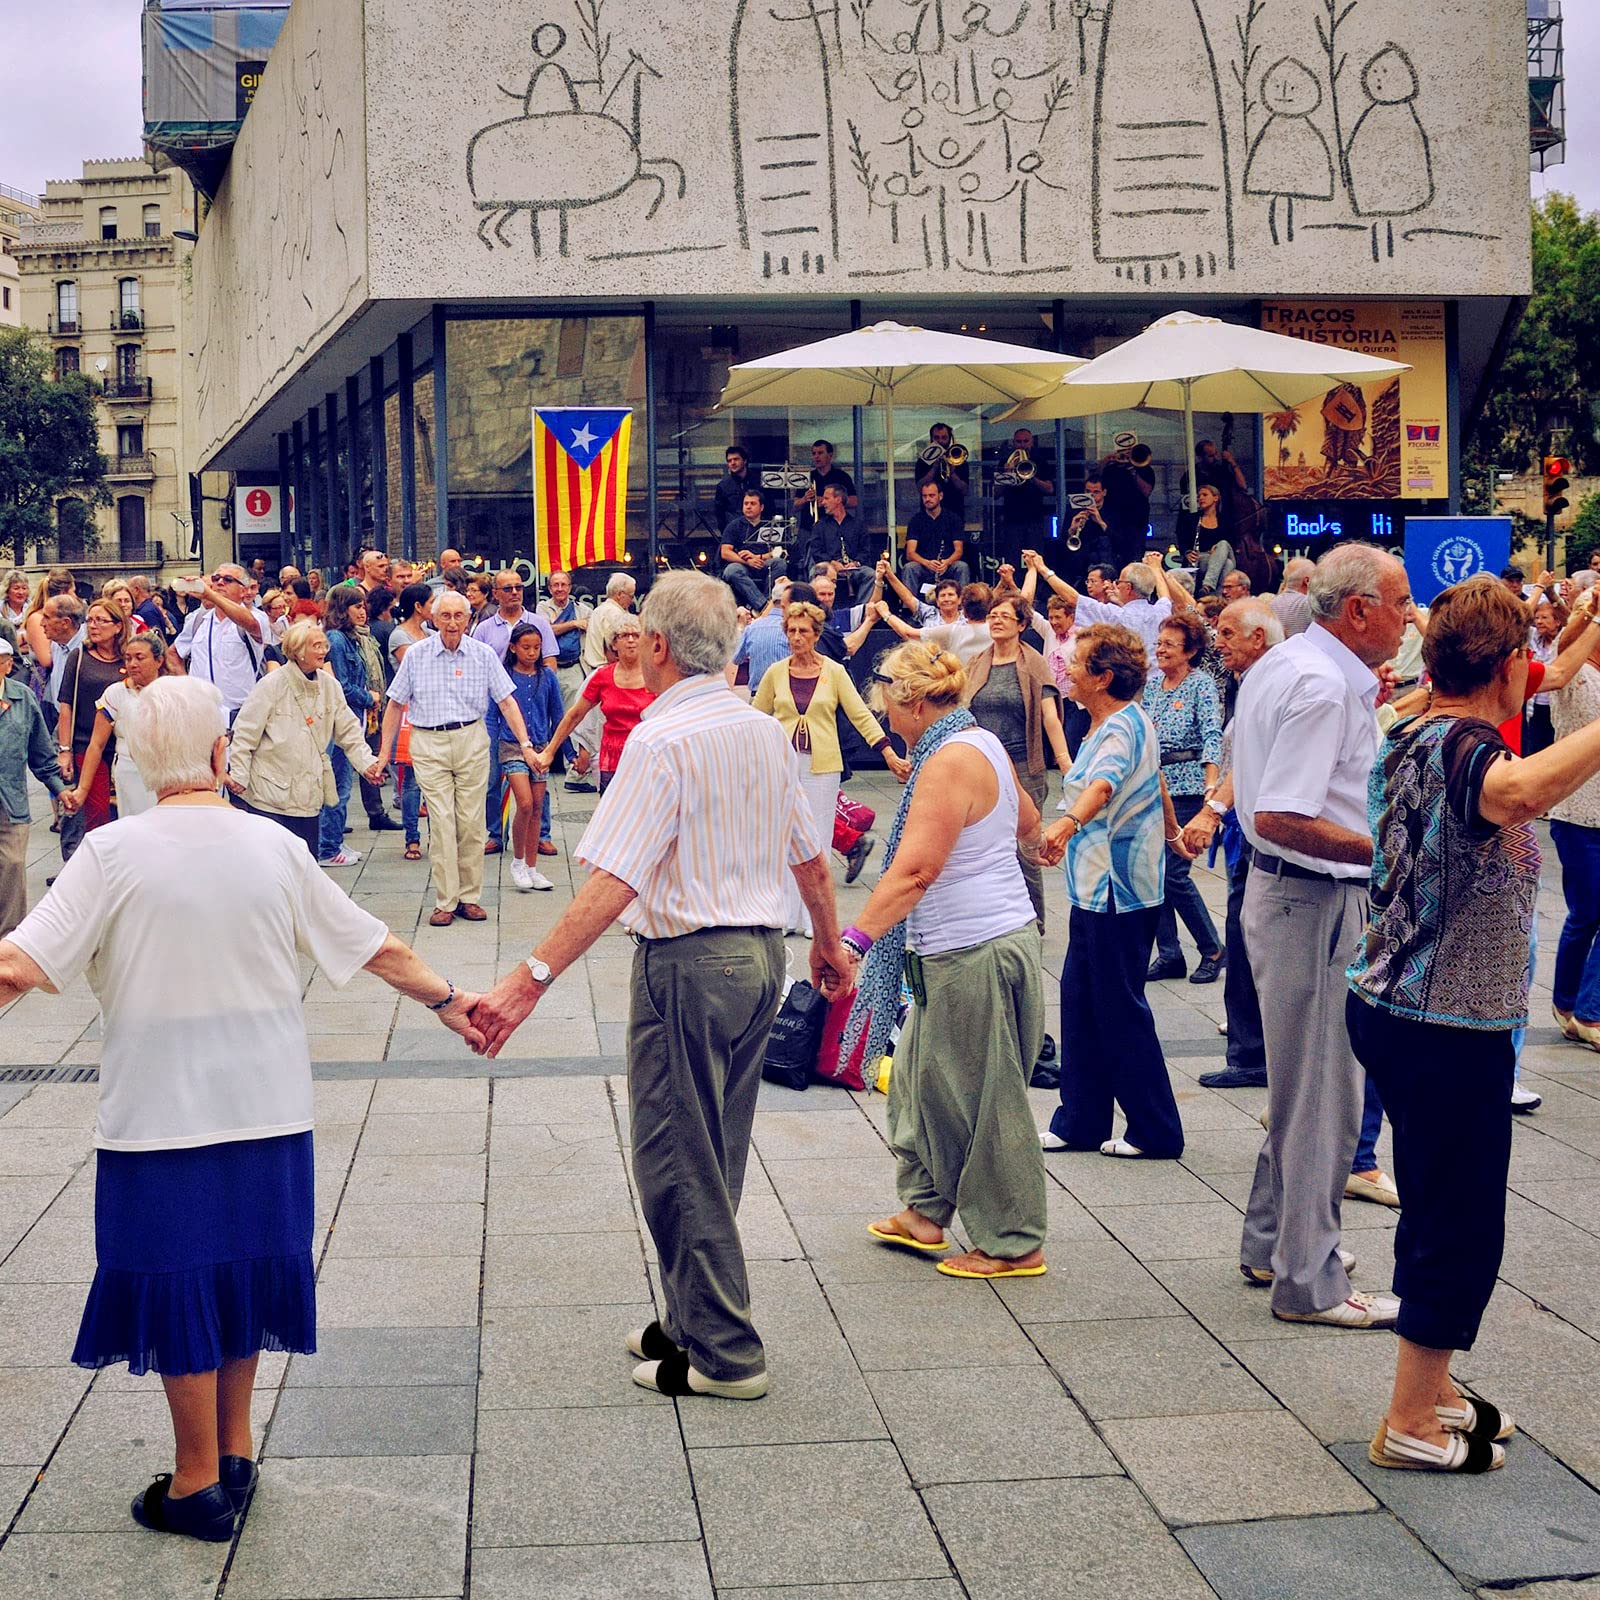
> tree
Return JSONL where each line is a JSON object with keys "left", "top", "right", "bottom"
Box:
{"left": 1565, "top": 491, "right": 1600, "bottom": 573}
{"left": 1464, "top": 193, "right": 1600, "bottom": 507}
{"left": 0, "top": 327, "right": 109, "bottom": 564}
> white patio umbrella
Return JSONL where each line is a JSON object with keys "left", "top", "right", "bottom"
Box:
{"left": 1005, "top": 311, "right": 1410, "bottom": 510}
{"left": 717, "top": 321, "right": 1084, "bottom": 542}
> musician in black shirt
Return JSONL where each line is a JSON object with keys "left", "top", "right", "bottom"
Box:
{"left": 713, "top": 444, "right": 767, "bottom": 528}
{"left": 913, "top": 421, "right": 970, "bottom": 526}
{"left": 804, "top": 484, "right": 875, "bottom": 601}
{"left": 793, "top": 439, "right": 857, "bottom": 526}
{"left": 1100, "top": 443, "right": 1156, "bottom": 569}
{"left": 901, "top": 480, "right": 970, "bottom": 595}
{"left": 720, "top": 489, "right": 787, "bottom": 609}
{"left": 995, "top": 426, "right": 1055, "bottom": 565}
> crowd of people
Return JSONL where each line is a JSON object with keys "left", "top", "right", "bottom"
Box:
{"left": 5, "top": 518, "right": 1599, "bottom": 1550}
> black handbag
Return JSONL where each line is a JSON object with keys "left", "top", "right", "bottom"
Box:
{"left": 762, "top": 980, "right": 828, "bottom": 1091}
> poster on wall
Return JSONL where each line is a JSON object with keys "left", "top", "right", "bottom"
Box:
{"left": 234, "top": 484, "right": 294, "bottom": 535}
{"left": 1259, "top": 302, "right": 1447, "bottom": 501}
{"left": 1404, "top": 517, "right": 1511, "bottom": 606}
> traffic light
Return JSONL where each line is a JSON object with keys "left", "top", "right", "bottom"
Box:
{"left": 1544, "top": 456, "right": 1572, "bottom": 521}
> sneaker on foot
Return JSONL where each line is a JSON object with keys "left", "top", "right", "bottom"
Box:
{"left": 1345, "top": 1170, "right": 1400, "bottom": 1207}
{"left": 319, "top": 849, "right": 362, "bottom": 868}
{"left": 1242, "top": 1247, "right": 1355, "bottom": 1287}
{"left": 509, "top": 859, "right": 533, "bottom": 891}
{"left": 1511, "top": 1082, "right": 1542, "bottom": 1114}
{"left": 1039, "top": 1129, "right": 1069, "bottom": 1151}
{"left": 844, "top": 834, "right": 876, "bottom": 884}
{"left": 527, "top": 867, "right": 554, "bottom": 891}
{"left": 1275, "top": 1289, "right": 1399, "bottom": 1328}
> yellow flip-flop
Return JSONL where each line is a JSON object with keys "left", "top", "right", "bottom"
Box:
{"left": 936, "top": 1257, "right": 1048, "bottom": 1280}
{"left": 866, "top": 1222, "right": 950, "bottom": 1253}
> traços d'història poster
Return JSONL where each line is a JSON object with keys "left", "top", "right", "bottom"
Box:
{"left": 1259, "top": 301, "right": 1447, "bottom": 501}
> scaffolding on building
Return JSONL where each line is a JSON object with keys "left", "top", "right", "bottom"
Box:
{"left": 1529, "top": 0, "right": 1566, "bottom": 172}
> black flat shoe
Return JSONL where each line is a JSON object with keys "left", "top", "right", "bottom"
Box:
{"left": 220, "top": 1455, "right": 259, "bottom": 1515}
{"left": 1188, "top": 952, "right": 1226, "bottom": 985}
{"left": 1198, "top": 1067, "right": 1268, "bottom": 1089}
{"left": 1029, "top": 1061, "right": 1060, "bottom": 1091}
{"left": 368, "top": 814, "right": 402, "bottom": 832}
{"left": 130, "top": 1475, "right": 235, "bottom": 1542}
{"left": 1036, "top": 1033, "right": 1057, "bottom": 1064}
{"left": 1146, "top": 960, "right": 1186, "bottom": 982}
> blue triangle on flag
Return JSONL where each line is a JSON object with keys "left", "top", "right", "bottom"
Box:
{"left": 539, "top": 408, "right": 629, "bottom": 471}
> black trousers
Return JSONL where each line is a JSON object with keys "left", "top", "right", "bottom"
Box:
{"left": 1345, "top": 995, "right": 1513, "bottom": 1351}
{"left": 1052, "top": 900, "right": 1184, "bottom": 1157}
{"left": 231, "top": 794, "right": 320, "bottom": 856}
{"left": 1223, "top": 851, "right": 1267, "bottom": 1075}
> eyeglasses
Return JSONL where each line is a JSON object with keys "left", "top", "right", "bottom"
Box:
{"left": 209, "top": 574, "right": 244, "bottom": 586}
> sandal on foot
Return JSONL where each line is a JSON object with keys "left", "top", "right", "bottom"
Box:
{"left": 219, "top": 1455, "right": 259, "bottom": 1515}
{"left": 1369, "top": 1420, "right": 1504, "bottom": 1473}
{"left": 626, "top": 1320, "right": 681, "bottom": 1361}
{"left": 867, "top": 1220, "right": 950, "bottom": 1253}
{"left": 633, "top": 1348, "right": 768, "bottom": 1400}
{"left": 1437, "top": 1395, "right": 1515, "bottom": 1442}
{"left": 403, "top": 842, "right": 422, "bottom": 860}
{"left": 130, "top": 1475, "right": 236, "bottom": 1541}
{"left": 936, "top": 1250, "right": 1047, "bottom": 1280}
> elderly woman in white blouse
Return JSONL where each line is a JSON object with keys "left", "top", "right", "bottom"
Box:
{"left": 0, "top": 678, "right": 482, "bottom": 1544}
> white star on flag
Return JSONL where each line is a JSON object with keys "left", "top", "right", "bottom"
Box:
{"left": 569, "top": 422, "right": 597, "bottom": 453}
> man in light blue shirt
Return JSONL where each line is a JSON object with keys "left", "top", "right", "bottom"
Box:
{"left": 729, "top": 585, "right": 791, "bottom": 694}
{"left": 44, "top": 597, "right": 87, "bottom": 707}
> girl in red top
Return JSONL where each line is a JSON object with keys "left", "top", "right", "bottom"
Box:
{"left": 537, "top": 616, "right": 655, "bottom": 794}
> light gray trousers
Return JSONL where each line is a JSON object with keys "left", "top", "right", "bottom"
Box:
{"left": 627, "top": 927, "right": 784, "bottom": 1381}
{"left": 1239, "top": 869, "right": 1367, "bottom": 1316}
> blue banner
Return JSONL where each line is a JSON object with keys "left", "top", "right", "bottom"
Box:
{"left": 1403, "top": 517, "right": 1513, "bottom": 606}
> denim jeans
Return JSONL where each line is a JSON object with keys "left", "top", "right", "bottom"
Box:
{"left": 1154, "top": 793, "right": 1222, "bottom": 968}
{"left": 487, "top": 749, "right": 553, "bottom": 844}
{"left": 398, "top": 762, "right": 422, "bottom": 844}
{"left": 1550, "top": 820, "right": 1600, "bottom": 1021}
{"left": 317, "top": 742, "right": 356, "bottom": 859}
{"left": 1352, "top": 1075, "right": 1384, "bottom": 1174}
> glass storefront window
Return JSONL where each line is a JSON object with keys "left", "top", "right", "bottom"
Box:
{"left": 445, "top": 315, "right": 646, "bottom": 575}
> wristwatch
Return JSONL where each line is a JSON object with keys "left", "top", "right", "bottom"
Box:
{"left": 525, "top": 956, "right": 553, "bottom": 987}
{"left": 1205, "top": 798, "right": 1228, "bottom": 818}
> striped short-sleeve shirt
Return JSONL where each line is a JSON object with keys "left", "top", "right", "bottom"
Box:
{"left": 576, "top": 674, "right": 824, "bottom": 939}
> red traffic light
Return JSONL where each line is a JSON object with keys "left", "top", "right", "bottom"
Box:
{"left": 1545, "top": 455, "right": 1573, "bottom": 480}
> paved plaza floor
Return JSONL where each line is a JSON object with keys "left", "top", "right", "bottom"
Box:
{"left": 3, "top": 773, "right": 1600, "bottom": 1597}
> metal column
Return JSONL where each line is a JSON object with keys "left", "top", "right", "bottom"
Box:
{"left": 324, "top": 393, "right": 341, "bottom": 573}
{"left": 276, "top": 431, "right": 292, "bottom": 570}
{"left": 431, "top": 306, "right": 449, "bottom": 560}
{"left": 345, "top": 372, "right": 363, "bottom": 555}
{"left": 291, "top": 418, "right": 307, "bottom": 573}
{"left": 369, "top": 355, "right": 388, "bottom": 551}
{"left": 305, "top": 408, "right": 323, "bottom": 578}
{"left": 398, "top": 332, "right": 417, "bottom": 563}
{"left": 643, "top": 301, "right": 658, "bottom": 590}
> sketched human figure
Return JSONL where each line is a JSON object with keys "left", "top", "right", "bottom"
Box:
{"left": 509, "top": 22, "right": 581, "bottom": 114}
{"left": 1243, "top": 58, "right": 1333, "bottom": 246}
{"left": 1344, "top": 44, "right": 1434, "bottom": 262}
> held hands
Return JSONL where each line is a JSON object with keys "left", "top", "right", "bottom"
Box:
{"left": 876, "top": 557, "right": 891, "bottom": 580}
{"left": 885, "top": 750, "right": 912, "bottom": 782}
{"left": 433, "top": 989, "right": 486, "bottom": 1053}
{"left": 224, "top": 776, "right": 246, "bottom": 797}
{"left": 1039, "top": 815, "right": 1075, "bottom": 867}
{"left": 464, "top": 965, "right": 542, "bottom": 1059}
{"left": 1181, "top": 811, "right": 1218, "bottom": 857}
{"left": 811, "top": 938, "right": 858, "bottom": 1001}
{"left": 363, "top": 760, "right": 385, "bottom": 785}
{"left": 529, "top": 746, "right": 553, "bottom": 775}
{"left": 57, "top": 787, "right": 82, "bottom": 815}
{"left": 1166, "top": 829, "right": 1199, "bottom": 862}
{"left": 1373, "top": 662, "right": 1399, "bottom": 708}
{"left": 996, "top": 563, "right": 1016, "bottom": 584}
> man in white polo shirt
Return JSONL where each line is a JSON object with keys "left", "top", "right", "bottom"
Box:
{"left": 169, "top": 565, "right": 269, "bottom": 723}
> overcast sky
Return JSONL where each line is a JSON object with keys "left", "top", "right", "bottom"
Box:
{"left": 2, "top": 1, "right": 1597, "bottom": 214}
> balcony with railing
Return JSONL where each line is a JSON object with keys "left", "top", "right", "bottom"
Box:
{"left": 106, "top": 452, "right": 156, "bottom": 481}
{"left": 114, "top": 311, "right": 144, "bottom": 332}
{"left": 100, "top": 377, "right": 152, "bottom": 401}
{"left": 47, "top": 315, "right": 79, "bottom": 336}
{"left": 28, "top": 539, "right": 167, "bottom": 570}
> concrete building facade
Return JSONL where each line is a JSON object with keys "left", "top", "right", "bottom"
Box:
{"left": 12, "top": 160, "right": 210, "bottom": 577}
{"left": 188, "top": 0, "right": 1534, "bottom": 584}
{"left": 0, "top": 185, "right": 40, "bottom": 329}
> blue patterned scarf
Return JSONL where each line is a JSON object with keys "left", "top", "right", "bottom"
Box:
{"left": 842, "top": 707, "right": 977, "bottom": 1066}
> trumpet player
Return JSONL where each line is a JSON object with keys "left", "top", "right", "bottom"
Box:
{"left": 794, "top": 439, "right": 857, "bottom": 522}
{"left": 997, "top": 428, "right": 1054, "bottom": 565}
{"left": 901, "top": 480, "right": 971, "bottom": 596}
{"left": 914, "top": 421, "right": 970, "bottom": 523}
{"left": 720, "top": 489, "right": 788, "bottom": 610}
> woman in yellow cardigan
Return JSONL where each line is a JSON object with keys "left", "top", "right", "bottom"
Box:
{"left": 755, "top": 601, "right": 910, "bottom": 929}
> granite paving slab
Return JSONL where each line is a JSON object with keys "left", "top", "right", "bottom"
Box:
{"left": 990, "top": 1237, "right": 1185, "bottom": 1324}
{"left": 825, "top": 1281, "right": 1042, "bottom": 1371}
{"left": 286, "top": 1326, "right": 480, "bottom": 1389}
{"left": 313, "top": 1254, "right": 482, "bottom": 1329}
{"left": 1332, "top": 1434, "right": 1600, "bottom": 1586}
{"left": 323, "top": 1200, "right": 485, "bottom": 1259}
{"left": 469, "top": 1542, "right": 713, "bottom": 1599}
{"left": 0, "top": 1529, "right": 226, "bottom": 1600}
{"left": 482, "top": 1230, "right": 649, "bottom": 1308}
{"left": 267, "top": 1384, "right": 476, "bottom": 1457}
{"left": 477, "top": 1303, "right": 669, "bottom": 1411}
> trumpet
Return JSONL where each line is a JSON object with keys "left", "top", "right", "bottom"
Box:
{"left": 918, "top": 441, "right": 969, "bottom": 470}
{"left": 1064, "top": 491, "right": 1098, "bottom": 553}
{"left": 1110, "top": 430, "right": 1140, "bottom": 465}
{"left": 994, "top": 448, "right": 1037, "bottom": 488}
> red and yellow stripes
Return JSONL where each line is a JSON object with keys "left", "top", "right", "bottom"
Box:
{"left": 533, "top": 411, "right": 631, "bottom": 576}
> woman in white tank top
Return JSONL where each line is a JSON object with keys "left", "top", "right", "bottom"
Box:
{"left": 832, "top": 641, "right": 1048, "bottom": 1281}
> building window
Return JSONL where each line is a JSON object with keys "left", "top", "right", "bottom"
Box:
{"left": 116, "top": 344, "right": 141, "bottom": 387}
{"left": 55, "top": 347, "right": 80, "bottom": 378}
{"left": 118, "top": 277, "right": 141, "bottom": 328}
{"left": 117, "top": 424, "right": 144, "bottom": 457}
{"left": 99, "top": 206, "right": 117, "bottom": 241}
{"left": 117, "top": 496, "right": 147, "bottom": 561}
{"left": 142, "top": 204, "right": 160, "bottom": 239}
{"left": 55, "top": 281, "right": 77, "bottom": 332}
{"left": 1, "top": 288, "right": 9, "bottom": 310}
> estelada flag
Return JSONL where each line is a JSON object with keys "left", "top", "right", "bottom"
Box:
{"left": 532, "top": 407, "right": 631, "bottom": 576}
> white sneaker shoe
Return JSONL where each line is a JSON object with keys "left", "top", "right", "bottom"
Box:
{"left": 1511, "top": 1082, "right": 1542, "bottom": 1114}
{"left": 319, "top": 849, "right": 362, "bottom": 868}
{"left": 526, "top": 867, "right": 554, "bottom": 891}
{"left": 509, "top": 859, "right": 532, "bottom": 891}
{"left": 632, "top": 1357, "right": 768, "bottom": 1400}
{"left": 1275, "top": 1289, "right": 1400, "bottom": 1328}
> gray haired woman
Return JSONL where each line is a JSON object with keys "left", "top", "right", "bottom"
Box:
{"left": 0, "top": 677, "right": 482, "bottom": 1542}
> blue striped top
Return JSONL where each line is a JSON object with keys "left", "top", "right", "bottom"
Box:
{"left": 1061, "top": 702, "right": 1166, "bottom": 913}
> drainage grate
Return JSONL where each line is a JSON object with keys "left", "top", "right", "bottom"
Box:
{"left": 0, "top": 1064, "right": 99, "bottom": 1084}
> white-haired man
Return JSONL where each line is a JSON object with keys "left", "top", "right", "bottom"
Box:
{"left": 1232, "top": 544, "right": 1409, "bottom": 1329}
{"left": 169, "top": 565, "right": 270, "bottom": 724}
{"left": 1272, "top": 556, "right": 1315, "bottom": 637}
{"left": 1024, "top": 552, "right": 1186, "bottom": 658}
{"left": 567, "top": 572, "right": 636, "bottom": 792}
{"left": 470, "top": 573, "right": 850, "bottom": 1404}
{"left": 376, "top": 592, "right": 541, "bottom": 926}
{"left": 1181, "top": 598, "right": 1283, "bottom": 1092}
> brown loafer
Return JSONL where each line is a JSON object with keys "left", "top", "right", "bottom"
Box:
{"left": 483, "top": 839, "right": 501, "bottom": 855}
{"left": 537, "top": 840, "right": 558, "bottom": 857}
{"left": 455, "top": 902, "right": 488, "bottom": 922}
{"left": 428, "top": 908, "right": 455, "bottom": 927}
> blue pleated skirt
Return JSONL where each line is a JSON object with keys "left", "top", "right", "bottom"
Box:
{"left": 73, "top": 1131, "right": 317, "bottom": 1377}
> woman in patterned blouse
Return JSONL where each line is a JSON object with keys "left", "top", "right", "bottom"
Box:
{"left": 1348, "top": 576, "right": 1600, "bottom": 1474}
{"left": 1143, "top": 613, "right": 1225, "bottom": 985}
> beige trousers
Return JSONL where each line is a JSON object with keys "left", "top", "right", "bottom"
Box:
{"left": 409, "top": 723, "right": 490, "bottom": 912}
{"left": 0, "top": 819, "right": 27, "bottom": 940}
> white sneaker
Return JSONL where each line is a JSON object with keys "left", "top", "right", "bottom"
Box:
{"left": 526, "top": 867, "right": 554, "bottom": 891}
{"left": 319, "top": 849, "right": 361, "bottom": 868}
{"left": 509, "top": 859, "right": 532, "bottom": 891}
{"left": 1511, "top": 1082, "right": 1542, "bottom": 1114}
{"left": 1345, "top": 1170, "right": 1400, "bottom": 1208}
{"left": 632, "top": 1358, "right": 768, "bottom": 1400}
{"left": 1275, "top": 1289, "right": 1400, "bottom": 1328}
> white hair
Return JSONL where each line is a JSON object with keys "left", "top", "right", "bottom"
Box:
{"left": 433, "top": 590, "right": 470, "bottom": 619}
{"left": 1231, "top": 598, "right": 1285, "bottom": 647}
{"left": 1168, "top": 569, "right": 1195, "bottom": 595}
{"left": 1120, "top": 564, "right": 1155, "bottom": 598}
{"left": 1283, "top": 556, "right": 1315, "bottom": 591}
{"left": 124, "top": 677, "right": 225, "bottom": 797}
{"left": 1572, "top": 571, "right": 1598, "bottom": 593}
{"left": 639, "top": 572, "right": 738, "bottom": 676}
{"left": 606, "top": 572, "right": 636, "bottom": 600}
{"left": 1309, "top": 543, "right": 1392, "bottom": 622}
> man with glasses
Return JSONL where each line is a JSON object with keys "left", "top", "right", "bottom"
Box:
{"left": 169, "top": 565, "right": 269, "bottom": 723}
{"left": 472, "top": 572, "right": 558, "bottom": 857}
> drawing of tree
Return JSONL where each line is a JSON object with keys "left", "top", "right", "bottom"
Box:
{"left": 1268, "top": 407, "right": 1300, "bottom": 469}
{"left": 847, "top": 121, "right": 879, "bottom": 205}
{"left": 1233, "top": 0, "right": 1267, "bottom": 142}
{"left": 574, "top": 0, "right": 612, "bottom": 95}
{"left": 1315, "top": 0, "right": 1358, "bottom": 193}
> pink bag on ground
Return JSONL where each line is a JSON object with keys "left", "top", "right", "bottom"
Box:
{"left": 814, "top": 986, "right": 867, "bottom": 1091}
{"left": 832, "top": 792, "right": 876, "bottom": 856}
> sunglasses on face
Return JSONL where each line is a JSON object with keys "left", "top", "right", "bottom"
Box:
{"left": 209, "top": 574, "right": 244, "bottom": 586}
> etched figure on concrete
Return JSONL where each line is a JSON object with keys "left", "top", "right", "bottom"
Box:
{"left": 1243, "top": 57, "right": 1334, "bottom": 246}
{"left": 1344, "top": 43, "right": 1434, "bottom": 261}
